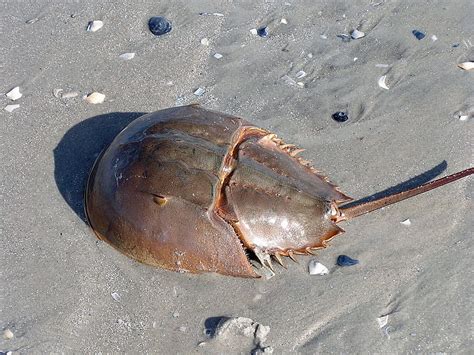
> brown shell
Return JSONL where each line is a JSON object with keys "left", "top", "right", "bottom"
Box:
{"left": 85, "top": 105, "right": 352, "bottom": 277}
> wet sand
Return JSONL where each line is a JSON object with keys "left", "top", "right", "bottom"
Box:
{"left": 1, "top": 0, "right": 472, "bottom": 353}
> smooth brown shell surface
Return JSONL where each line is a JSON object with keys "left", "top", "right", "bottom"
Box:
{"left": 85, "top": 105, "right": 351, "bottom": 277}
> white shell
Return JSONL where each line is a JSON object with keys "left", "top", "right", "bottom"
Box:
{"left": 111, "top": 292, "right": 121, "bottom": 301}
{"left": 213, "top": 53, "right": 223, "bottom": 59}
{"left": 295, "top": 70, "right": 306, "bottom": 79}
{"left": 6, "top": 86, "right": 22, "bottom": 101}
{"left": 351, "top": 29, "right": 365, "bottom": 39}
{"left": 62, "top": 91, "right": 79, "bottom": 99}
{"left": 4, "top": 104, "right": 20, "bottom": 112}
{"left": 377, "top": 315, "right": 388, "bottom": 328}
{"left": 84, "top": 92, "right": 105, "bottom": 104}
{"left": 308, "top": 260, "right": 329, "bottom": 275}
{"left": 375, "top": 63, "right": 390, "bottom": 68}
{"left": 3, "top": 328, "right": 14, "bottom": 339}
{"left": 193, "top": 87, "right": 205, "bottom": 96}
{"left": 280, "top": 18, "right": 288, "bottom": 24}
{"left": 250, "top": 28, "right": 258, "bottom": 35}
{"left": 400, "top": 218, "right": 411, "bottom": 226}
{"left": 87, "top": 20, "right": 103, "bottom": 32}
{"left": 458, "top": 62, "right": 474, "bottom": 71}
{"left": 431, "top": 35, "right": 438, "bottom": 41}
{"left": 296, "top": 82, "right": 305, "bottom": 88}
{"left": 119, "top": 52, "right": 135, "bottom": 60}
{"left": 378, "top": 75, "right": 389, "bottom": 90}
{"left": 200, "top": 38, "right": 210, "bottom": 46}
{"left": 459, "top": 115, "right": 469, "bottom": 121}
{"left": 53, "top": 88, "right": 63, "bottom": 98}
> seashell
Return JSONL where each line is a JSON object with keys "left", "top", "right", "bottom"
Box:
{"left": 213, "top": 53, "right": 223, "bottom": 59}
{"left": 320, "top": 34, "right": 328, "bottom": 40}
{"left": 459, "top": 115, "right": 469, "bottom": 121}
{"left": 84, "top": 92, "right": 105, "bottom": 104}
{"left": 193, "top": 87, "right": 205, "bottom": 96}
{"left": 111, "top": 292, "right": 121, "bottom": 301}
{"left": 257, "top": 27, "right": 268, "bottom": 38}
{"left": 412, "top": 30, "right": 425, "bottom": 40}
{"left": 400, "top": 218, "right": 411, "bottom": 226}
{"left": 332, "top": 111, "right": 349, "bottom": 122}
{"left": 4, "top": 104, "right": 20, "bottom": 112}
{"left": 148, "top": 16, "right": 172, "bottom": 36}
{"left": 87, "top": 20, "right": 103, "bottom": 32}
{"left": 200, "top": 38, "right": 210, "bottom": 46}
{"left": 351, "top": 29, "right": 365, "bottom": 39}
{"left": 378, "top": 75, "right": 389, "bottom": 90}
{"left": 308, "top": 260, "right": 329, "bottom": 275}
{"left": 296, "top": 82, "right": 304, "bottom": 88}
{"left": 336, "top": 255, "right": 359, "bottom": 266}
{"left": 3, "top": 328, "right": 14, "bottom": 340}
{"left": 377, "top": 315, "right": 388, "bottom": 328}
{"left": 457, "top": 62, "right": 474, "bottom": 71}
{"left": 431, "top": 35, "right": 438, "bottom": 41}
{"left": 295, "top": 70, "right": 306, "bottom": 79}
{"left": 53, "top": 88, "right": 63, "bottom": 98}
{"left": 119, "top": 52, "right": 135, "bottom": 60}
{"left": 250, "top": 28, "right": 258, "bottom": 35}
{"left": 6, "top": 86, "right": 22, "bottom": 101}
{"left": 280, "top": 18, "right": 288, "bottom": 24}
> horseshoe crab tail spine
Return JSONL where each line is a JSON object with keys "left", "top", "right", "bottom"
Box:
{"left": 337, "top": 167, "right": 474, "bottom": 221}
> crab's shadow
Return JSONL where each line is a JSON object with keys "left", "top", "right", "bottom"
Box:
{"left": 53, "top": 112, "right": 145, "bottom": 222}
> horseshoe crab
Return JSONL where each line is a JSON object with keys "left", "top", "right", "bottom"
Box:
{"left": 85, "top": 105, "right": 473, "bottom": 278}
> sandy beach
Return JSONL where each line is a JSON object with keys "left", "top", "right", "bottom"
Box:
{"left": 1, "top": 0, "right": 473, "bottom": 353}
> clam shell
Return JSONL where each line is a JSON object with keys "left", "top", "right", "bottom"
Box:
{"left": 457, "top": 62, "right": 474, "bottom": 71}
{"left": 87, "top": 20, "right": 103, "bottom": 32}
{"left": 378, "top": 75, "right": 389, "bottom": 90}
{"left": 351, "top": 29, "right": 365, "bottom": 39}
{"left": 6, "top": 86, "right": 22, "bottom": 101}
{"left": 4, "top": 104, "right": 20, "bottom": 112}
{"left": 84, "top": 92, "right": 105, "bottom": 104}
{"left": 119, "top": 52, "right": 135, "bottom": 60}
{"left": 308, "top": 259, "right": 329, "bottom": 275}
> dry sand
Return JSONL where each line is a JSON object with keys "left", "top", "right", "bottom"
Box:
{"left": 1, "top": 0, "right": 473, "bottom": 353}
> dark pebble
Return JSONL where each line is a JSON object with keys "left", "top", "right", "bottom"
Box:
{"left": 257, "top": 27, "right": 268, "bottom": 38}
{"left": 452, "top": 43, "right": 460, "bottom": 48}
{"left": 332, "top": 111, "right": 349, "bottom": 122}
{"left": 337, "top": 255, "right": 359, "bottom": 267}
{"left": 412, "top": 30, "right": 425, "bottom": 40}
{"left": 337, "top": 34, "right": 351, "bottom": 43}
{"left": 148, "top": 16, "right": 172, "bottom": 36}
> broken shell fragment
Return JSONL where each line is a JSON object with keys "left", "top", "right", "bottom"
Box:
{"left": 200, "top": 38, "right": 210, "bottom": 46}
{"left": 4, "top": 104, "right": 20, "bottom": 112}
{"left": 308, "top": 260, "right": 329, "bottom": 275}
{"left": 53, "top": 88, "right": 63, "bottom": 98}
{"left": 378, "top": 75, "right": 389, "bottom": 90}
{"left": 85, "top": 92, "right": 105, "bottom": 104}
{"left": 119, "top": 52, "right": 136, "bottom": 60}
{"left": 250, "top": 28, "right": 258, "bottom": 35}
{"left": 193, "top": 87, "right": 205, "bottom": 96}
{"left": 295, "top": 70, "right": 306, "bottom": 79}
{"left": 400, "top": 218, "right": 411, "bottom": 226}
{"left": 6, "top": 86, "right": 22, "bottom": 101}
{"left": 377, "top": 315, "right": 388, "bottom": 328}
{"left": 257, "top": 27, "right": 268, "bottom": 38}
{"left": 351, "top": 29, "right": 365, "bottom": 39}
{"left": 213, "top": 53, "right": 223, "bottom": 59}
{"left": 336, "top": 255, "right": 359, "bottom": 266}
{"left": 87, "top": 20, "right": 103, "bottom": 32}
{"left": 62, "top": 91, "right": 79, "bottom": 99}
{"left": 280, "top": 18, "right": 288, "bottom": 24}
{"left": 412, "top": 30, "right": 425, "bottom": 40}
{"left": 457, "top": 62, "right": 474, "bottom": 71}
{"left": 3, "top": 328, "right": 14, "bottom": 340}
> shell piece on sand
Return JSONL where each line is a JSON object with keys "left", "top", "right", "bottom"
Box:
{"left": 193, "top": 87, "right": 205, "bottom": 96}
{"left": 6, "top": 86, "right": 22, "bottom": 101}
{"left": 378, "top": 75, "right": 389, "bottom": 90}
{"left": 84, "top": 92, "right": 105, "bottom": 104}
{"left": 119, "top": 52, "right": 135, "bottom": 60}
{"left": 250, "top": 28, "right": 258, "bottom": 35}
{"left": 400, "top": 218, "right": 411, "bottom": 226}
{"left": 4, "top": 104, "right": 20, "bottom": 112}
{"left": 351, "top": 29, "right": 365, "bottom": 39}
{"left": 111, "top": 292, "right": 121, "bottom": 301}
{"left": 62, "top": 91, "right": 79, "bottom": 99}
{"left": 53, "top": 88, "right": 63, "bottom": 98}
{"left": 280, "top": 18, "right": 288, "bottom": 24}
{"left": 296, "top": 70, "right": 306, "bottom": 79}
{"left": 457, "top": 62, "right": 474, "bottom": 71}
{"left": 377, "top": 315, "right": 388, "bottom": 328}
{"left": 3, "top": 328, "right": 14, "bottom": 339}
{"left": 200, "top": 38, "right": 210, "bottom": 46}
{"left": 213, "top": 53, "right": 223, "bottom": 59}
{"left": 308, "top": 259, "right": 329, "bottom": 275}
{"left": 87, "top": 20, "right": 103, "bottom": 32}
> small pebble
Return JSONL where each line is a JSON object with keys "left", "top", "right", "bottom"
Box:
{"left": 307, "top": 53, "right": 313, "bottom": 58}
{"left": 332, "top": 111, "right": 348, "bottom": 122}
{"left": 193, "top": 87, "right": 205, "bottom": 96}
{"left": 86, "top": 20, "right": 103, "bottom": 32}
{"left": 84, "top": 92, "right": 105, "bottom": 104}
{"left": 257, "top": 27, "right": 268, "bottom": 38}
{"left": 412, "top": 30, "right": 425, "bottom": 40}
{"left": 431, "top": 35, "right": 438, "bottom": 41}
{"left": 213, "top": 53, "right": 223, "bottom": 59}
{"left": 111, "top": 292, "right": 121, "bottom": 301}
{"left": 148, "top": 16, "right": 172, "bottom": 36}
{"left": 337, "top": 255, "right": 359, "bottom": 266}
{"left": 400, "top": 218, "right": 411, "bottom": 226}
{"left": 6, "top": 86, "right": 22, "bottom": 101}
{"left": 295, "top": 70, "right": 306, "bottom": 79}
{"left": 3, "top": 328, "right": 14, "bottom": 340}
{"left": 119, "top": 52, "right": 135, "bottom": 60}
{"left": 250, "top": 28, "right": 258, "bottom": 35}
{"left": 351, "top": 29, "right": 365, "bottom": 39}
{"left": 280, "top": 18, "right": 288, "bottom": 24}
{"left": 4, "top": 104, "right": 20, "bottom": 112}
{"left": 308, "top": 259, "right": 329, "bottom": 275}
{"left": 200, "top": 38, "right": 210, "bottom": 46}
